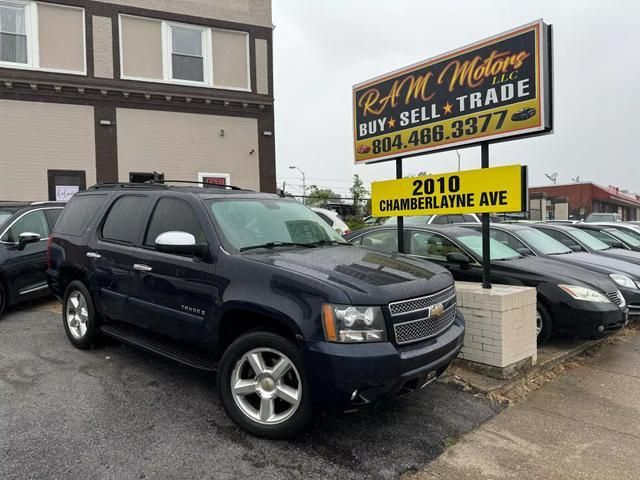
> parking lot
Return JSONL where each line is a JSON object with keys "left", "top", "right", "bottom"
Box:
{"left": 0, "top": 302, "right": 501, "bottom": 480}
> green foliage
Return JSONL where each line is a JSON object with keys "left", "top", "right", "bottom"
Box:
{"left": 349, "top": 174, "right": 369, "bottom": 215}
{"left": 345, "top": 216, "right": 367, "bottom": 232}
{"left": 306, "top": 185, "right": 340, "bottom": 207}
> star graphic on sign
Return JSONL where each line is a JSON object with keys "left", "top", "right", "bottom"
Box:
{"left": 443, "top": 102, "right": 453, "bottom": 115}
{"left": 388, "top": 117, "right": 396, "bottom": 128}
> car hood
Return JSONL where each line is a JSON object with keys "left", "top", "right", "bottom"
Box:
{"left": 497, "top": 256, "right": 619, "bottom": 292}
{"left": 543, "top": 252, "right": 640, "bottom": 280}
{"left": 242, "top": 245, "right": 454, "bottom": 305}
{"left": 601, "top": 249, "right": 640, "bottom": 266}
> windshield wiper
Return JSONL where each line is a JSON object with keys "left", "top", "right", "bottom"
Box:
{"left": 306, "top": 239, "right": 352, "bottom": 247}
{"left": 240, "top": 241, "right": 317, "bottom": 252}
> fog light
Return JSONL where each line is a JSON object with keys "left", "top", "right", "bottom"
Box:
{"left": 598, "top": 325, "right": 605, "bottom": 332}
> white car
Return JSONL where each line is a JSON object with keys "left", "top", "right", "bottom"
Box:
{"left": 311, "top": 207, "right": 351, "bottom": 235}
{"left": 383, "top": 213, "right": 480, "bottom": 226}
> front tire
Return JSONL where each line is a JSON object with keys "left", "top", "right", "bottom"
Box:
{"left": 218, "top": 332, "right": 312, "bottom": 439}
{"left": 537, "top": 302, "right": 553, "bottom": 345}
{"left": 62, "top": 280, "right": 99, "bottom": 349}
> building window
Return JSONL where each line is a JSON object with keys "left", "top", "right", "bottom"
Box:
{"left": 0, "top": 1, "right": 28, "bottom": 65}
{"left": 169, "top": 24, "right": 205, "bottom": 82}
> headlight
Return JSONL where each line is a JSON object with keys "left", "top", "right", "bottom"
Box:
{"left": 610, "top": 274, "right": 638, "bottom": 290}
{"left": 558, "top": 285, "right": 610, "bottom": 303}
{"left": 322, "top": 304, "right": 387, "bottom": 343}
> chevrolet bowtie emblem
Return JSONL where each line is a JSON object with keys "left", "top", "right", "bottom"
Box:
{"left": 430, "top": 303, "right": 445, "bottom": 318}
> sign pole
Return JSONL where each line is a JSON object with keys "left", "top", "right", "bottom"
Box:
{"left": 481, "top": 142, "right": 492, "bottom": 289}
{"left": 396, "top": 158, "right": 405, "bottom": 253}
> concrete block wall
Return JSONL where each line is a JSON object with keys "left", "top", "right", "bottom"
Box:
{"left": 456, "top": 282, "right": 537, "bottom": 368}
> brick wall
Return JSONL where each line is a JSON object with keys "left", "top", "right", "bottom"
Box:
{"left": 456, "top": 282, "right": 537, "bottom": 368}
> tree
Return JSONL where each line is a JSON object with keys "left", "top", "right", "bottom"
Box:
{"left": 349, "top": 174, "right": 369, "bottom": 212}
{"left": 306, "top": 185, "right": 340, "bottom": 207}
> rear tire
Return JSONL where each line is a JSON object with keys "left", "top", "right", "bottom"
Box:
{"left": 537, "top": 302, "right": 553, "bottom": 345}
{"left": 218, "top": 331, "right": 312, "bottom": 439}
{"left": 62, "top": 281, "right": 99, "bottom": 350}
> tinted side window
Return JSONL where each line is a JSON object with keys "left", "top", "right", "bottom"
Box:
{"left": 45, "top": 209, "right": 63, "bottom": 229}
{"left": 55, "top": 195, "right": 108, "bottom": 236}
{"left": 448, "top": 215, "right": 464, "bottom": 224}
{"left": 144, "top": 198, "right": 206, "bottom": 246}
{"left": 359, "top": 230, "right": 398, "bottom": 253}
{"left": 314, "top": 212, "right": 333, "bottom": 227}
{"left": 102, "top": 196, "right": 148, "bottom": 244}
{"left": 409, "top": 231, "right": 463, "bottom": 260}
{"left": 431, "top": 215, "right": 449, "bottom": 225}
{"left": 539, "top": 228, "right": 573, "bottom": 247}
{"left": 1, "top": 210, "right": 49, "bottom": 243}
{"left": 462, "top": 214, "right": 478, "bottom": 222}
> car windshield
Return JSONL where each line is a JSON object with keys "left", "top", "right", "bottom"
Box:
{"left": 208, "top": 198, "right": 348, "bottom": 251}
{"left": 516, "top": 228, "right": 572, "bottom": 254}
{"left": 383, "top": 215, "right": 433, "bottom": 225}
{"left": 569, "top": 229, "right": 611, "bottom": 251}
{"left": 454, "top": 234, "right": 521, "bottom": 261}
{"left": 609, "top": 228, "right": 640, "bottom": 247}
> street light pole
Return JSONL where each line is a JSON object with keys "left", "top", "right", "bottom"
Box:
{"left": 456, "top": 150, "right": 461, "bottom": 171}
{"left": 289, "top": 166, "right": 306, "bottom": 205}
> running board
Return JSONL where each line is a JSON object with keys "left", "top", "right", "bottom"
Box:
{"left": 100, "top": 324, "right": 218, "bottom": 372}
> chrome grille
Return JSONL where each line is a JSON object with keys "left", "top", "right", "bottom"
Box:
{"left": 607, "top": 290, "right": 626, "bottom": 308}
{"left": 393, "top": 305, "right": 457, "bottom": 345}
{"left": 388, "top": 286, "right": 456, "bottom": 316}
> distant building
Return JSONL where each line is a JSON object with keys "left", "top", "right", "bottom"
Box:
{"left": 529, "top": 183, "right": 640, "bottom": 221}
{"left": 0, "top": 0, "right": 274, "bottom": 200}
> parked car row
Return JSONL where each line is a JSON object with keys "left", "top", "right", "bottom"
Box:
{"left": 345, "top": 221, "right": 640, "bottom": 344}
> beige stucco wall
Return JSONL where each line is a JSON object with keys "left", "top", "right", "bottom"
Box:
{"left": 116, "top": 109, "right": 260, "bottom": 190}
{"left": 212, "top": 30, "right": 249, "bottom": 89}
{"left": 255, "top": 38, "right": 269, "bottom": 94}
{"left": 101, "top": 0, "right": 271, "bottom": 27}
{"left": 37, "top": 3, "right": 85, "bottom": 72}
{"left": 0, "top": 100, "right": 96, "bottom": 201}
{"left": 93, "top": 15, "right": 114, "bottom": 78}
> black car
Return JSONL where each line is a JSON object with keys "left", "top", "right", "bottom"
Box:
{"left": 0, "top": 201, "right": 64, "bottom": 316}
{"left": 47, "top": 183, "right": 464, "bottom": 438}
{"left": 466, "top": 223, "right": 640, "bottom": 318}
{"left": 574, "top": 223, "right": 640, "bottom": 252}
{"left": 345, "top": 225, "right": 627, "bottom": 344}
{"left": 511, "top": 107, "right": 536, "bottom": 121}
{"left": 534, "top": 223, "right": 640, "bottom": 266}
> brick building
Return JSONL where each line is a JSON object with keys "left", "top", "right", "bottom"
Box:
{"left": 529, "top": 183, "right": 640, "bottom": 221}
{"left": 0, "top": 0, "right": 274, "bottom": 201}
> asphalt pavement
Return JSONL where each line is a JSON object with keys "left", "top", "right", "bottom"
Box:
{"left": 0, "top": 302, "right": 500, "bottom": 480}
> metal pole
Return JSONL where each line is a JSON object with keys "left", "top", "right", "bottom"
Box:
{"left": 302, "top": 172, "right": 306, "bottom": 206}
{"left": 396, "top": 158, "right": 405, "bottom": 253}
{"left": 481, "top": 142, "right": 491, "bottom": 289}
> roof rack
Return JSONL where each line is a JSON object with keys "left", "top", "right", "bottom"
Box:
{"left": 147, "top": 180, "right": 245, "bottom": 190}
{"left": 88, "top": 182, "right": 170, "bottom": 190}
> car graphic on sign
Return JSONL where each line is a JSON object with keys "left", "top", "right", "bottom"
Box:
{"left": 357, "top": 144, "right": 371, "bottom": 154}
{"left": 511, "top": 107, "right": 536, "bottom": 121}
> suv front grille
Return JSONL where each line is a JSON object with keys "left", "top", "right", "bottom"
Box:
{"left": 607, "top": 290, "right": 626, "bottom": 308}
{"left": 393, "top": 305, "right": 457, "bottom": 345}
{"left": 388, "top": 286, "right": 456, "bottom": 316}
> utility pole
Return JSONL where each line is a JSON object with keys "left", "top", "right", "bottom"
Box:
{"left": 289, "top": 166, "right": 306, "bottom": 205}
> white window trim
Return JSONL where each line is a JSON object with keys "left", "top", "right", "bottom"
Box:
{"left": 198, "top": 172, "right": 231, "bottom": 187}
{"left": 0, "top": 1, "right": 86, "bottom": 75}
{"left": 118, "top": 14, "right": 251, "bottom": 92}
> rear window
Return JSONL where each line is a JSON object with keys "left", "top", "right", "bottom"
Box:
{"left": 54, "top": 195, "right": 108, "bottom": 236}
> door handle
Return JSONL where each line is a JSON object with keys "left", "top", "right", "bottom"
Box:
{"left": 86, "top": 252, "right": 102, "bottom": 259}
{"left": 133, "top": 264, "right": 153, "bottom": 272}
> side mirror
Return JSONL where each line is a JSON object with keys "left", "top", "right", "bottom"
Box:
{"left": 155, "top": 231, "right": 207, "bottom": 257}
{"left": 611, "top": 241, "right": 626, "bottom": 249}
{"left": 568, "top": 244, "right": 584, "bottom": 252}
{"left": 516, "top": 247, "right": 533, "bottom": 256}
{"left": 446, "top": 251, "right": 471, "bottom": 267}
{"left": 18, "top": 232, "right": 41, "bottom": 250}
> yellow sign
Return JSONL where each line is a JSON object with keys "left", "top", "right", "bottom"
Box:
{"left": 371, "top": 165, "right": 527, "bottom": 217}
{"left": 353, "top": 20, "right": 552, "bottom": 164}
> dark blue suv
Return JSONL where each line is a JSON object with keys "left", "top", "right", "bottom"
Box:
{"left": 47, "top": 183, "right": 464, "bottom": 438}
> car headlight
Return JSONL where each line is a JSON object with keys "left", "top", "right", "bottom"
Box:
{"left": 610, "top": 274, "right": 638, "bottom": 290}
{"left": 558, "top": 285, "right": 610, "bottom": 303}
{"left": 322, "top": 304, "right": 387, "bottom": 343}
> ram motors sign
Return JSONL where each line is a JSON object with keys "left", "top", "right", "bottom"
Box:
{"left": 371, "top": 165, "right": 527, "bottom": 217}
{"left": 353, "top": 20, "right": 552, "bottom": 164}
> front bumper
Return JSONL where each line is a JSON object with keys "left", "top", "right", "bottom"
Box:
{"left": 302, "top": 312, "right": 465, "bottom": 411}
{"left": 619, "top": 287, "right": 640, "bottom": 318}
{"left": 549, "top": 299, "right": 627, "bottom": 338}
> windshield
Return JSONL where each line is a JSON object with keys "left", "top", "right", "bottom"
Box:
{"left": 516, "top": 228, "right": 572, "bottom": 254}
{"left": 569, "top": 229, "right": 611, "bottom": 251}
{"left": 609, "top": 228, "right": 640, "bottom": 247}
{"left": 455, "top": 234, "right": 521, "bottom": 261}
{"left": 383, "top": 215, "right": 433, "bottom": 225}
{"left": 208, "top": 198, "right": 347, "bottom": 251}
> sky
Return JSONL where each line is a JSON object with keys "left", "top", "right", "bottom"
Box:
{"left": 271, "top": 0, "right": 640, "bottom": 199}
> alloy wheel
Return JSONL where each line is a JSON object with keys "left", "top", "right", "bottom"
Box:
{"left": 231, "top": 347, "right": 302, "bottom": 425}
{"left": 536, "top": 310, "right": 543, "bottom": 337}
{"left": 66, "top": 290, "right": 89, "bottom": 339}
